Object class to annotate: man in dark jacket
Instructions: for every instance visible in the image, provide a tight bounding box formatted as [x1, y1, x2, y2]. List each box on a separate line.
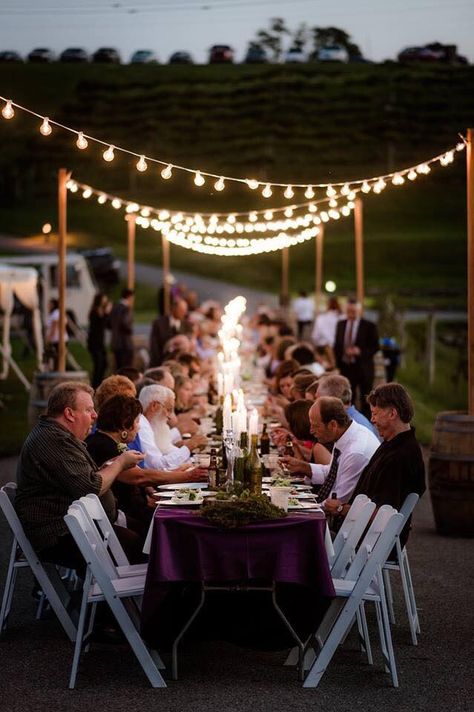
[110, 288, 134, 369]
[149, 297, 188, 367]
[334, 299, 379, 417]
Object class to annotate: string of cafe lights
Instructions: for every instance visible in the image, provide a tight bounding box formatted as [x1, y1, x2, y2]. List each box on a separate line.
[0, 95, 467, 201]
[66, 177, 354, 256]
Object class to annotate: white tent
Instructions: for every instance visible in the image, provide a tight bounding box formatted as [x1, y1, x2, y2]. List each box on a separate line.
[0, 264, 44, 384]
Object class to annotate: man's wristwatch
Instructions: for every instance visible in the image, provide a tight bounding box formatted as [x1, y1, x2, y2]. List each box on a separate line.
[336, 504, 343, 514]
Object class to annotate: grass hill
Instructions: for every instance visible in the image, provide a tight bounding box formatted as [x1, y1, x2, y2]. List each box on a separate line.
[0, 62, 473, 304]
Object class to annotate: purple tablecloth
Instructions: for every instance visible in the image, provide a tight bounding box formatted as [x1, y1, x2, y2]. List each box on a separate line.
[141, 508, 335, 642]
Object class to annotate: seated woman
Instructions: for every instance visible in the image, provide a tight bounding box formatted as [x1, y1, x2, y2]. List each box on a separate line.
[271, 400, 331, 469]
[174, 373, 206, 418]
[265, 358, 299, 427]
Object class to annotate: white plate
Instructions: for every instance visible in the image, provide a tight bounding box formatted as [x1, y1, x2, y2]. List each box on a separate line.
[157, 482, 208, 491]
[159, 499, 203, 507]
[288, 502, 323, 511]
[154, 490, 213, 498]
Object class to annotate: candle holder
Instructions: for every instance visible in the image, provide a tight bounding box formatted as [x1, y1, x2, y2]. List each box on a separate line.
[223, 428, 236, 488]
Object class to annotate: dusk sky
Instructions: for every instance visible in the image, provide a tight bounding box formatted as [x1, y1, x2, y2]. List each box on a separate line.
[0, 0, 472, 64]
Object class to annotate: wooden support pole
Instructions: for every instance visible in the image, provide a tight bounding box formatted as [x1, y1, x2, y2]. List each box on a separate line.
[426, 311, 436, 385]
[354, 198, 365, 311]
[57, 168, 69, 373]
[161, 233, 171, 316]
[315, 225, 324, 316]
[126, 214, 136, 291]
[467, 129, 474, 414]
[280, 246, 289, 308]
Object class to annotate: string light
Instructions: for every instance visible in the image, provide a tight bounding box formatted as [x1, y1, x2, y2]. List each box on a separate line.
[407, 170, 417, 181]
[111, 198, 122, 209]
[1, 100, 14, 119]
[136, 155, 148, 172]
[161, 164, 173, 179]
[214, 177, 225, 192]
[262, 184, 272, 198]
[284, 185, 294, 200]
[82, 187, 92, 199]
[0, 96, 466, 196]
[76, 132, 88, 150]
[194, 171, 205, 187]
[40, 117, 52, 136]
[103, 145, 115, 162]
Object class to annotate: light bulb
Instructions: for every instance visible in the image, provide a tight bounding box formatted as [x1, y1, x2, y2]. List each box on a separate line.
[264, 210, 273, 221]
[407, 170, 417, 181]
[2, 100, 14, 119]
[76, 132, 88, 149]
[308, 203, 317, 213]
[97, 194, 107, 204]
[347, 191, 356, 201]
[136, 155, 147, 172]
[329, 199, 338, 208]
[392, 173, 404, 185]
[82, 188, 92, 199]
[40, 117, 52, 136]
[361, 181, 371, 193]
[159, 210, 170, 220]
[227, 214, 236, 223]
[161, 164, 173, 179]
[249, 212, 258, 222]
[304, 186, 314, 199]
[341, 183, 350, 196]
[141, 207, 151, 217]
[194, 171, 205, 187]
[111, 198, 122, 209]
[262, 184, 272, 198]
[284, 185, 294, 199]
[246, 179, 259, 190]
[284, 207, 293, 218]
[456, 142, 465, 151]
[68, 182, 78, 193]
[326, 185, 336, 198]
[103, 145, 115, 162]
[214, 177, 225, 191]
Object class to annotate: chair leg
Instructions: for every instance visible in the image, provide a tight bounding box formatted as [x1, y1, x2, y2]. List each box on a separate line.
[0, 542, 18, 632]
[378, 591, 399, 688]
[400, 551, 419, 644]
[382, 568, 396, 624]
[69, 582, 91, 689]
[356, 602, 373, 665]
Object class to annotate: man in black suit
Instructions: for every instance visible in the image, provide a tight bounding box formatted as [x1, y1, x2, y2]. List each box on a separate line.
[110, 288, 134, 370]
[149, 297, 188, 367]
[334, 299, 379, 417]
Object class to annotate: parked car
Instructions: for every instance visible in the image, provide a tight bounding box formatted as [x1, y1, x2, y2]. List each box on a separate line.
[209, 45, 234, 63]
[92, 47, 121, 64]
[317, 45, 349, 62]
[284, 47, 306, 63]
[398, 43, 468, 64]
[0, 51, 22, 62]
[59, 47, 89, 63]
[130, 49, 158, 64]
[169, 51, 194, 64]
[244, 46, 268, 63]
[78, 248, 120, 287]
[28, 48, 55, 63]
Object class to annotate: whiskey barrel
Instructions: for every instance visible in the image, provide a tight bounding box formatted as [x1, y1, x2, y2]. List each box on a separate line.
[27, 370, 90, 428]
[429, 411, 474, 537]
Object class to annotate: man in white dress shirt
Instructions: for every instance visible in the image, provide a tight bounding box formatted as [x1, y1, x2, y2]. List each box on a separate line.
[283, 396, 380, 505]
[138, 384, 207, 470]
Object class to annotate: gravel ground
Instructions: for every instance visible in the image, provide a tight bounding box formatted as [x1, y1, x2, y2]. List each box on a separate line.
[0, 457, 473, 711]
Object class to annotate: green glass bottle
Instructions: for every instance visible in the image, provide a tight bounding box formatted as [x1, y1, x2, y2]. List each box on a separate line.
[247, 434, 262, 495]
[234, 431, 249, 485]
[260, 423, 270, 455]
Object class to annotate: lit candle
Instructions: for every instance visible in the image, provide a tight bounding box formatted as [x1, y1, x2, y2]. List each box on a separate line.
[232, 410, 241, 439]
[217, 373, 224, 398]
[248, 408, 259, 437]
[238, 408, 247, 435]
[223, 394, 232, 431]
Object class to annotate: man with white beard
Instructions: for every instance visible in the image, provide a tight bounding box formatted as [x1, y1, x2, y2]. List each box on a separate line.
[138, 384, 207, 470]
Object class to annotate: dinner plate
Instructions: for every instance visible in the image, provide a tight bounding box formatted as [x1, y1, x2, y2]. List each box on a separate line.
[159, 499, 203, 507]
[154, 490, 213, 498]
[288, 502, 323, 510]
[157, 482, 208, 491]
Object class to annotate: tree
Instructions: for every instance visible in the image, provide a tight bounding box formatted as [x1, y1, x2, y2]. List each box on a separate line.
[312, 26, 362, 58]
[292, 23, 309, 51]
[255, 17, 290, 62]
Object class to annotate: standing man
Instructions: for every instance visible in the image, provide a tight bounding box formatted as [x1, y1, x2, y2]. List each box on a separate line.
[110, 288, 135, 370]
[292, 290, 315, 340]
[334, 298, 379, 417]
[149, 297, 189, 367]
[325, 383, 425, 546]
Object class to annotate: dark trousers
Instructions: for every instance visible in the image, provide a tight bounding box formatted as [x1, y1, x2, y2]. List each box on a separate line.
[113, 348, 134, 370]
[297, 320, 312, 340]
[89, 347, 108, 388]
[340, 363, 374, 418]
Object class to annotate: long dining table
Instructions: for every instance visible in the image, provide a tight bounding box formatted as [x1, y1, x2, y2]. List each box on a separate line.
[140, 504, 335, 679]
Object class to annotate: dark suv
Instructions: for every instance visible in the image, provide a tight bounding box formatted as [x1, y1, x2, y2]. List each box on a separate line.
[209, 45, 234, 63]
[60, 47, 89, 63]
[92, 47, 121, 64]
[79, 248, 120, 286]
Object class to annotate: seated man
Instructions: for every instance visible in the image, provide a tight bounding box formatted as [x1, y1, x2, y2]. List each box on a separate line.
[315, 374, 381, 441]
[325, 383, 425, 546]
[283, 396, 380, 505]
[15, 381, 144, 571]
[138, 384, 207, 470]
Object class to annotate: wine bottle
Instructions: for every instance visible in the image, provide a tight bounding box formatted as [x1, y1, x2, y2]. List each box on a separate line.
[208, 447, 218, 489]
[234, 431, 249, 485]
[247, 433, 262, 495]
[260, 423, 270, 455]
[214, 396, 223, 435]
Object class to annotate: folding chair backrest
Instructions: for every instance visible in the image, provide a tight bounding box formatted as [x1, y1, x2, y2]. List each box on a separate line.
[67, 503, 118, 581]
[81, 494, 129, 567]
[399, 493, 419, 521]
[330, 498, 376, 578]
[331, 494, 371, 561]
[0, 483, 38, 562]
[344, 505, 399, 583]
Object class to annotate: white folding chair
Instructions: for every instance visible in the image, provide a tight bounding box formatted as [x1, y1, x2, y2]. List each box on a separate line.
[80, 494, 147, 577]
[64, 503, 166, 689]
[382, 493, 421, 645]
[302, 507, 404, 688]
[0, 482, 77, 642]
[330, 496, 376, 577]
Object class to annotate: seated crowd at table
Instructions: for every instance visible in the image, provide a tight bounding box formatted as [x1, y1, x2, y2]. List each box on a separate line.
[14, 287, 426, 639]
